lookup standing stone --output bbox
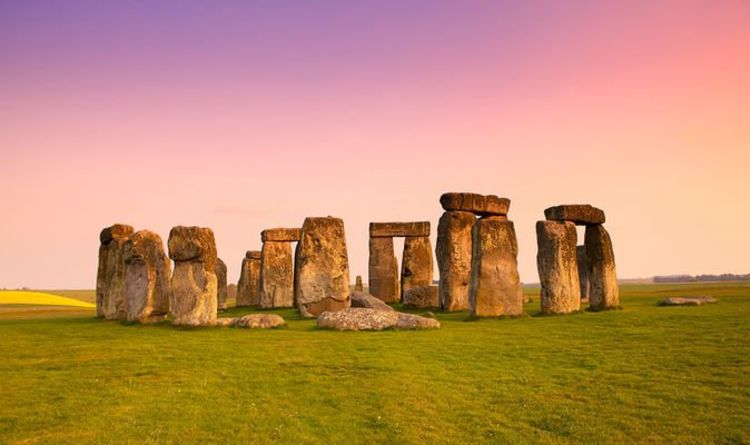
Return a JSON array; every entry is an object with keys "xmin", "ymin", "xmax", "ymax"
[
  {"xmin": 237, "ymin": 251, "xmax": 261, "ymax": 307},
  {"xmin": 122, "ymin": 230, "xmax": 171, "ymax": 323},
  {"xmin": 576, "ymin": 246, "xmax": 590, "ymax": 303},
  {"xmin": 168, "ymin": 226, "xmax": 218, "ymax": 326},
  {"xmin": 96, "ymin": 224, "xmax": 134, "ymax": 319},
  {"xmin": 536, "ymin": 221, "xmax": 581, "ymax": 314},
  {"xmin": 354, "ymin": 275, "xmax": 364, "ymax": 292},
  {"xmin": 401, "ymin": 236, "xmax": 433, "ymax": 296},
  {"xmin": 368, "ymin": 237, "xmax": 399, "ymax": 303},
  {"xmin": 294, "ymin": 217, "xmax": 351, "ymax": 318},
  {"xmin": 436, "ymin": 211, "xmax": 475, "ymax": 311},
  {"xmin": 259, "ymin": 241, "xmax": 294, "ymax": 308},
  {"xmin": 585, "ymin": 225, "xmax": 619, "ymax": 310},
  {"xmin": 469, "ymin": 217, "xmax": 524, "ymax": 317},
  {"xmin": 216, "ymin": 258, "xmax": 228, "ymax": 311}
]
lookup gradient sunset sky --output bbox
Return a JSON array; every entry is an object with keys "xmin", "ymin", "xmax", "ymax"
[{"xmin": 1, "ymin": 1, "xmax": 748, "ymax": 288}]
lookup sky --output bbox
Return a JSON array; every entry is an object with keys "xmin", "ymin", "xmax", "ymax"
[{"xmin": 1, "ymin": 0, "xmax": 749, "ymax": 288}]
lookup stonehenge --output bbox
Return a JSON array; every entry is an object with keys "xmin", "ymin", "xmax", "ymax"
[
  {"xmin": 122, "ymin": 230, "xmax": 171, "ymax": 323},
  {"xmin": 259, "ymin": 228, "xmax": 300, "ymax": 308},
  {"xmin": 168, "ymin": 226, "xmax": 218, "ymax": 326},
  {"xmin": 96, "ymin": 224, "xmax": 134, "ymax": 319},
  {"xmin": 368, "ymin": 221, "xmax": 433, "ymax": 304},
  {"xmin": 236, "ymin": 250, "xmax": 261, "ymax": 307},
  {"xmin": 536, "ymin": 205, "xmax": 619, "ymax": 313},
  {"xmin": 294, "ymin": 217, "xmax": 351, "ymax": 318},
  {"xmin": 216, "ymin": 258, "xmax": 228, "ymax": 311},
  {"xmin": 402, "ymin": 285, "xmax": 439, "ymax": 309},
  {"xmin": 436, "ymin": 210, "xmax": 475, "ymax": 311},
  {"xmin": 469, "ymin": 216, "xmax": 524, "ymax": 317}
]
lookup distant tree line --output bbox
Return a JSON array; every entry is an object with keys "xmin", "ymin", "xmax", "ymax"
[{"xmin": 653, "ymin": 274, "xmax": 750, "ymax": 283}]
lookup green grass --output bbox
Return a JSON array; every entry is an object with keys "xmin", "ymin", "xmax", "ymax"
[{"xmin": 1, "ymin": 283, "xmax": 748, "ymax": 444}]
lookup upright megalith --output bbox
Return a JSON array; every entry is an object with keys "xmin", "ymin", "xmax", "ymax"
[
  {"xmin": 122, "ymin": 230, "xmax": 171, "ymax": 323},
  {"xmin": 469, "ymin": 217, "xmax": 524, "ymax": 317},
  {"xmin": 97, "ymin": 224, "xmax": 134, "ymax": 319},
  {"xmin": 585, "ymin": 225, "xmax": 619, "ymax": 310},
  {"xmin": 259, "ymin": 240, "xmax": 294, "ymax": 308},
  {"xmin": 237, "ymin": 251, "xmax": 261, "ymax": 307},
  {"xmin": 216, "ymin": 258, "xmax": 228, "ymax": 311},
  {"xmin": 536, "ymin": 221, "xmax": 581, "ymax": 314},
  {"xmin": 368, "ymin": 237, "xmax": 399, "ymax": 303},
  {"xmin": 436, "ymin": 210, "xmax": 475, "ymax": 311},
  {"xmin": 401, "ymin": 236, "xmax": 433, "ymax": 295},
  {"xmin": 354, "ymin": 275, "xmax": 364, "ymax": 292},
  {"xmin": 294, "ymin": 217, "xmax": 351, "ymax": 318},
  {"xmin": 576, "ymin": 246, "xmax": 590, "ymax": 302},
  {"xmin": 168, "ymin": 226, "xmax": 218, "ymax": 326}
]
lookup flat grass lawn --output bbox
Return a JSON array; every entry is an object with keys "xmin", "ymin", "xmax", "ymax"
[{"xmin": 1, "ymin": 283, "xmax": 748, "ymax": 444}]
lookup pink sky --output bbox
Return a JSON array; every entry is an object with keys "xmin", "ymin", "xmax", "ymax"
[{"xmin": 1, "ymin": 1, "xmax": 749, "ymax": 288}]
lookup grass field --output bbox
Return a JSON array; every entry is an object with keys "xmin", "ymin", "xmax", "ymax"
[{"xmin": 1, "ymin": 283, "xmax": 748, "ymax": 444}]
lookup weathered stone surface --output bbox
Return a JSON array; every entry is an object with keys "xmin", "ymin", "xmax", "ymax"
[
  {"xmin": 167, "ymin": 226, "xmax": 217, "ymax": 266},
  {"xmin": 544, "ymin": 205, "xmax": 605, "ymax": 225},
  {"xmin": 368, "ymin": 237, "xmax": 400, "ymax": 303},
  {"xmin": 96, "ymin": 224, "xmax": 133, "ymax": 319},
  {"xmin": 402, "ymin": 285, "xmax": 439, "ymax": 309},
  {"xmin": 370, "ymin": 221, "xmax": 430, "ymax": 238},
  {"xmin": 584, "ymin": 225, "xmax": 619, "ymax": 310},
  {"xmin": 122, "ymin": 230, "xmax": 171, "ymax": 323},
  {"xmin": 168, "ymin": 226, "xmax": 218, "ymax": 326},
  {"xmin": 436, "ymin": 210, "xmax": 475, "ymax": 311},
  {"xmin": 658, "ymin": 296, "xmax": 717, "ymax": 306},
  {"xmin": 236, "ymin": 314, "xmax": 286, "ymax": 328},
  {"xmin": 216, "ymin": 258, "xmax": 228, "ymax": 310},
  {"xmin": 317, "ymin": 308, "xmax": 439, "ymax": 331},
  {"xmin": 469, "ymin": 217, "xmax": 524, "ymax": 317},
  {"xmin": 536, "ymin": 221, "xmax": 581, "ymax": 314},
  {"xmin": 99, "ymin": 224, "xmax": 134, "ymax": 245},
  {"xmin": 261, "ymin": 228, "xmax": 301, "ymax": 242},
  {"xmin": 401, "ymin": 236, "xmax": 433, "ymax": 295},
  {"xmin": 395, "ymin": 313, "xmax": 441, "ymax": 330},
  {"xmin": 236, "ymin": 254, "xmax": 261, "ymax": 307},
  {"xmin": 576, "ymin": 246, "xmax": 590, "ymax": 302},
  {"xmin": 440, "ymin": 193, "xmax": 510, "ymax": 216},
  {"xmin": 351, "ymin": 291, "xmax": 394, "ymax": 312},
  {"xmin": 354, "ymin": 275, "xmax": 364, "ymax": 292},
  {"xmin": 259, "ymin": 241, "xmax": 294, "ymax": 308},
  {"xmin": 294, "ymin": 217, "xmax": 351, "ymax": 317},
  {"xmin": 214, "ymin": 314, "xmax": 286, "ymax": 328},
  {"xmin": 97, "ymin": 237, "xmax": 128, "ymax": 320}
]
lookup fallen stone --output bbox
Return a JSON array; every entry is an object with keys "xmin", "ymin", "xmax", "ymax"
[
  {"xmin": 658, "ymin": 296, "xmax": 718, "ymax": 306},
  {"xmin": 469, "ymin": 217, "xmax": 524, "ymax": 317},
  {"xmin": 294, "ymin": 217, "xmax": 351, "ymax": 317},
  {"xmin": 402, "ymin": 285, "xmax": 440, "ymax": 309},
  {"xmin": 585, "ymin": 225, "xmax": 619, "ymax": 310},
  {"xmin": 439, "ymin": 192, "xmax": 510, "ymax": 216},
  {"xmin": 215, "ymin": 317, "xmax": 237, "ymax": 327},
  {"xmin": 259, "ymin": 241, "xmax": 294, "ymax": 308},
  {"xmin": 351, "ymin": 291, "xmax": 394, "ymax": 311},
  {"xmin": 369, "ymin": 221, "xmax": 430, "ymax": 238},
  {"xmin": 216, "ymin": 257, "xmax": 228, "ymax": 311},
  {"xmin": 236, "ymin": 313, "xmax": 286, "ymax": 328},
  {"xmin": 316, "ymin": 308, "xmax": 439, "ymax": 331},
  {"xmin": 122, "ymin": 230, "xmax": 171, "ymax": 323},
  {"xmin": 436, "ymin": 210, "xmax": 475, "ymax": 311},
  {"xmin": 544, "ymin": 205, "xmax": 605, "ymax": 225},
  {"xmin": 368, "ymin": 236, "xmax": 400, "ymax": 303},
  {"xmin": 261, "ymin": 227, "xmax": 302, "ymax": 242},
  {"xmin": 401, "ymin": 236, "xmax": 433, "ymax": 295},
  {"xmin": 536, "ymin": 220, "xmax": 581, "ymax": 314}
]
